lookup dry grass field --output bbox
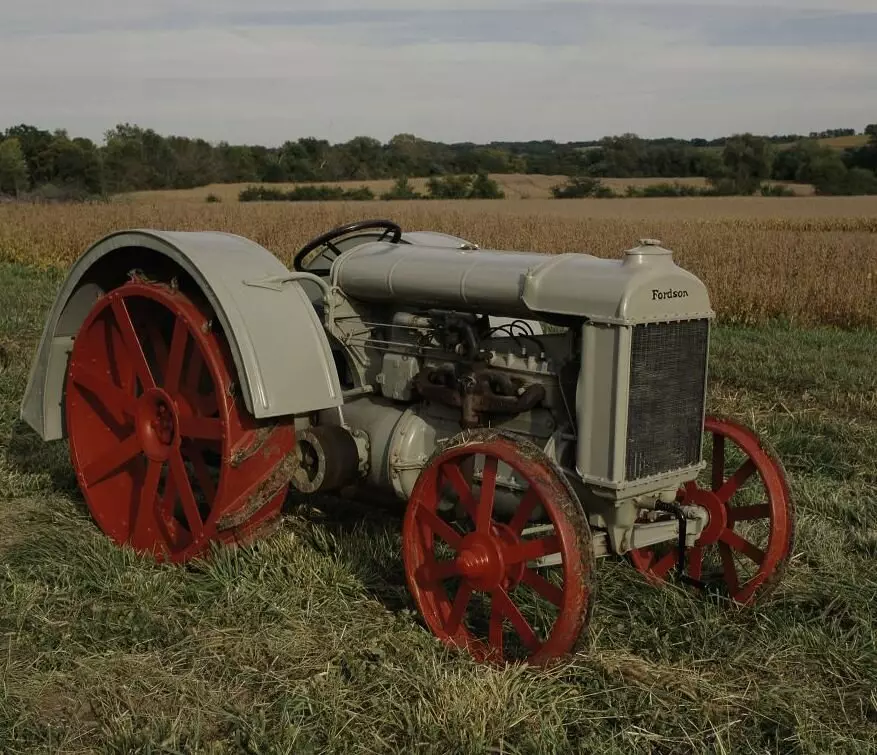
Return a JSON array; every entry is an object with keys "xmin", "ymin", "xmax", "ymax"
[
  {"xmin": 1, "ymin": 195, "xmax": 875, "ymax": 328},
  {"xmin": 1, "ymin": 192, "xmax": 876, "ymax": 752}
]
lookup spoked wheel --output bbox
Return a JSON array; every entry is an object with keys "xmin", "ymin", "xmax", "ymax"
[
  {"xmin": 65, "ymin": 280, "xmax": 296, "ymax": 562},
  {"xmin": 629, "ymin": 416, "xmax": 795, "ymax": 605},
  {"xmin": 402, "ymin": 429, "xmax": 595, "ymax": 666}
]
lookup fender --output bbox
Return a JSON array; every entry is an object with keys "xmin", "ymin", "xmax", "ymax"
[{"xmin": 20, "ymin": 229, "xmax": 343, "ymax": 441}]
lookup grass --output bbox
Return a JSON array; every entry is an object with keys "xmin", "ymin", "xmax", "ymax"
[{"xmin": 1, "ymin": 245, "xmax": 876, "ymax": 753}]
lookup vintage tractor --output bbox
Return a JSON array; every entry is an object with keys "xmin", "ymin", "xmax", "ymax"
[{"xmin": 20, "ymin": 219, "xmax": 795, "ymax": 665}]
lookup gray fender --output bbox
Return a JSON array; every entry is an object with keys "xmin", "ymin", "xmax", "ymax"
[{"xmin": 20, "ymin": 229, "xmax": 343, "ymax": 441}]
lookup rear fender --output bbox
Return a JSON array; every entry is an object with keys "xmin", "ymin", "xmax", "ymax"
[{"xmin": 20, "ymin": 229, "xmax": 343, "ymax": 441}]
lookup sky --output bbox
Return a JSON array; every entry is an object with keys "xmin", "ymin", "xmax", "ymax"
[{"xmin": 1, "ymin": 0, "xmax": 875, "ymax": 146}]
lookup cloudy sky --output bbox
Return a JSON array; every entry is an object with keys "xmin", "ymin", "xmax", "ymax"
[{"xmin": 1, "ymin": 0, "xmax": 875, "ymax": 146}]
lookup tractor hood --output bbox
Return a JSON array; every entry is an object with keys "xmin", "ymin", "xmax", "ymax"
[{"xmin": 331, "ymin": 238, "xmax": 713, "ymax": 325}]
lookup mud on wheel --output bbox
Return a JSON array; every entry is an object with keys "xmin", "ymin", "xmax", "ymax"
[
  {"xmin": 629, "ymin": 415, "xmax": 795, "ymax": 605},
  {"xmin": 64, "ymin": 279, "xmax": 296, "ymax": 562},
  {"xmin": 402, "ymin": 428, "xmax": 595, "ymax": 666}
]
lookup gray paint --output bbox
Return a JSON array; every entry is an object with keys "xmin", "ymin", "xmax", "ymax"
[
  {"xmin": 21, "ymin": 229, "xmax": 343, "ymax": 441},
  {"xmin": 332, "ymin": 239, "xmax": 714, "ymax": 325}
]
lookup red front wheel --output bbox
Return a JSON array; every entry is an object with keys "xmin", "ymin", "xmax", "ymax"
[
  {"xmin": 402, "ymin": 429, "xmax": 595, "ymax": 666},
  {"xmin": 629, "ymin": 416, "xmax": 795, "ymax": 605}
]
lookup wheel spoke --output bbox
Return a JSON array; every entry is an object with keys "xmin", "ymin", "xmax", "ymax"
[
  {"xmin": 521, "ymin": 568, "xmax": 564, "ymax": 607},
  {"xmin": 728, "ymin": 503, "xmax": 771, "ymax": 523},
  {"xmin": 415, "ymin": 558, "xmax": 462, "ymax": 586},
  {"xmin": 719, "ymin": 528, "xmax": 765, "ymax": 565},
  {"xmin": 492, "ymin": 588, "xmax": 540, "ymax": 652},
  {"xmin": 416, "ymin": 507, "xmax": 463, "ymax": 550},
  {"xmin": 81, "ymin": 433, "xmax": 142, "ymax": 487},
  {"xmin": 718, "ymin": 542, "xmax": 740, "ymax": 594},
  {"xmin": 168, "ymin": 449, "xmax": 204, "ymax": 538},
  {"xmin": 69, "ymin": 362, "xmax": 137, "ymax": 421},
  {"xmin": 440, "ymin": 461, "xmax": 478, "ymax": 518},
  {"xmin": 711, "ymin": 432, "xmax": 725, "ymax": 491},
  {"xmin": 476, "ymin": 456, "xmax": 498, "ymax": 533},
  {"xmin": 508, "ymin": 488, "xmax": 540, "ymax": 534},
  {"xmin": 505, "ymin": 535, "xmax": 561, "ymax": 566},
  {"xmin": 111, "ymin": 297, "xmax": 156, "ymax": 391},
  {"xmin": 163, "ymin": 317, "xmax": 189, "ymax": 394},
  {"xmin": 446, "ymin": 583, "xmax": 473, "ymax": 634},
  {"xmin": 131, "ymin": 459, "xmax": 162, "ymax": 546},
  {"xmin": 715, "ymin": 459, "xmax": 756, "ymax": 504},
  {"xmin": 178, "ymin": 415, "xmax": 223, "ymax": 441}
]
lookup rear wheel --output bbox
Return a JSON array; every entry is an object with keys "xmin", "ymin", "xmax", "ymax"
[{"xmin": 65, "ymin": 279, "xmax": 296, "ymax": 562}]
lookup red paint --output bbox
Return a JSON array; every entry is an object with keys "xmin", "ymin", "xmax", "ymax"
[
  {"xmin": 402, "ymin": 431, "xmax": 593, "ymax": 666},
  {"xmin": 630, "ymin": 416, "xmax": 794, "ymax": 605},
  {"xmin": 65, "ymin": 281, "xmax": 294, "ymax": 563}
]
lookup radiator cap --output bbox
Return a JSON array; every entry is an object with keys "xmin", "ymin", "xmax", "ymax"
[{"xmin": 624, "ymin": 239, "xmax": 674, "ymax": 265}]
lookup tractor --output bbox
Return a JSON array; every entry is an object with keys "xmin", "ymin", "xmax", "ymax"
[{"xmin": 20, "ymin": 219, "xmax": 795, "ymax": 666}]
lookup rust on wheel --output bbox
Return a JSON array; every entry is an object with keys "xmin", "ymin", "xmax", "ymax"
[
  {"xmin": 65, "ymin": 280, "xmax": 295, "ymax": 562},
  {"xmin": 402, "ymin": 429, "xmax": 594, "ymax": 666},
  {"xmin": 629, "ymin": 416, "xmax": 794, "ymax": 605}
]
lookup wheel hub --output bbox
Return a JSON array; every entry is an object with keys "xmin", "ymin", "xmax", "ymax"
[
  {"xmin": 136, "ymin": 388, "xmax": 179, "ymax": 461},
  {"xmin": 456, "ymin": 533, "xmax": 505, "ymax": 590},
  {"xmin": 688, "ymin": 487, "xmax": 728, "ymax": 546},
  {"xmin": 455, "ymin": 523, "xmax": 525, "ymax": 591}
]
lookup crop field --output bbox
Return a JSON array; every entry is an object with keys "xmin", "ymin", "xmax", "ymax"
[{"xmin": 1, "ymin": 195, "xmax": 876, "ymax": 753}]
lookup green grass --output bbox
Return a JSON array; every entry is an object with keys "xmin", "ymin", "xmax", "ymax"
[{"xmin": 1, "ymin": 263, "xmax": 875, "ymax": 754}]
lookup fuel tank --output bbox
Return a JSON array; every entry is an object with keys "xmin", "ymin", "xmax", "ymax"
[{"xmin": 330, "ymin": 239, "xmax": 713, "ymax": 325}]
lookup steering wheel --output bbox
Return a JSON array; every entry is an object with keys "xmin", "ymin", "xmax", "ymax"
[{"xmin": 292, "ymin": 219, "xmax": 403, "ymax": 273}]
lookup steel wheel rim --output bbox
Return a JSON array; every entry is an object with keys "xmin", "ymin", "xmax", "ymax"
[
  {"xmin": 402, "ymin": 431, "xmax": 593, "ymax": 666},
  {"xmin": 630, "ymin": 416, "xmax": 794, "ymax": 605},
  {"xmin": 65, "ymin": 281, "xmax": 293, "ymax": 562}
]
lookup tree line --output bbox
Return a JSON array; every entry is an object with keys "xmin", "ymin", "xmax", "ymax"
[{"xmin": 0, "ymin": 122, "xmax": 875, "ymax": 200}]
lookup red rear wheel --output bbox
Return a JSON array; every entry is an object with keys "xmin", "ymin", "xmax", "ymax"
[
  {"xmin": 629, "ymin": 416, "xmax": 795, "ymax": 605},
  {"xmin": 65, "ymin": 280, "xmax": 295, "ymax": 562},
  {"xmin": 402, "ymin": 429, "xmax": 594, "ymax": 666}
]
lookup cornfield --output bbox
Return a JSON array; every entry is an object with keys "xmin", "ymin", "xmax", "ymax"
[{"xmin": 1, "ymin": 197, "xmax": 875, "ymax": 328}]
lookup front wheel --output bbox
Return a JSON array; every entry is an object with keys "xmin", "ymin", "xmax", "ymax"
[
  {"xmin": 629, "ymin": 416, "xmax": 795, "ymax": 605},
  {"xmin": 402, "ymin": 429, "xmax": 595, "ymax": 666}
]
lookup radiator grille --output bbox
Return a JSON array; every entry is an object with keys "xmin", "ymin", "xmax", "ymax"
[{"xmin": 625, "ymin": 319, "xmax": 709, "ymax": 480}]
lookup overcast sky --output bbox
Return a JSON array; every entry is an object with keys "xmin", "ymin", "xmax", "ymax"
[{"xmin": 1, "ymin": 0, "xmax": 875, "ymax": 146}]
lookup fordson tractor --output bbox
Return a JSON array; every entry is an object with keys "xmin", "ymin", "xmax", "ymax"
[{"xmin": 20, "ymin": 219, "xmax": 794, "ymax": 666}]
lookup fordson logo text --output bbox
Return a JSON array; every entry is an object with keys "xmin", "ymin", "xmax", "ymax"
[{"xmin": 652, "ymin": 288, "xmax": 689, "ymax": 301}]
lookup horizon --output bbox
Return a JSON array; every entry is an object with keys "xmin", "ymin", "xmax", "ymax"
[{"xmin": 2, "ymin": 1, "xmax": 875, "ymax": 147}]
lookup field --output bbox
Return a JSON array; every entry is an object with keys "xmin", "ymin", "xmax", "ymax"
[
  {"xmin": 124, "ymin": 174, "xmax": 815, "ymax": 203},
  {"xmin": 1, "ymin": 194, "xmax": 876, "ymax": 753}
]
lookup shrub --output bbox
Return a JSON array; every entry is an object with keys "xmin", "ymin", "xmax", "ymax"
[
  {"xmin": 760, "ymin": 184, "xmax": 796, "ymax": 197},
  {"xmin": 239, "ymin": 184, "xmax": 375, "ymax": 202},
  {"xmin": 381, "ymin": 177, "xmax": 422, "ymax": 200},
  {"xmin": 205, "ymin": 193, "xmax": 221, "ymax": 203},
  {"xmin": 469, "ymin": 172, "xmax": 505, "ymax": 199},
  {"xmin": 550, "ymin": 176, "xmax": 608, "ymax": 198},
  {"xmin": 625, "ymin": 182, "xmax": 703, "ymax": 198},
  {"xmin": 426, "ymin": 175, "xmax": 473, "ymax": 199}
]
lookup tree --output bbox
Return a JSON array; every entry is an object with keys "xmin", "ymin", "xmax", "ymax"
[
  {"xmin": 468, "ymin": 172, "xmax": 505, "ymax": 199},
  {"xmin": 0, "ymin": 137, "xmax": 30, "ymax": 196},
  {"xmin": 711, "ymin": 134, "xmax": 773, "ymax": 194}
]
